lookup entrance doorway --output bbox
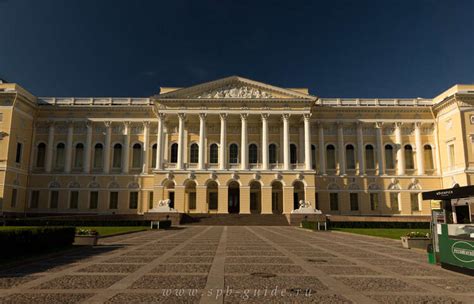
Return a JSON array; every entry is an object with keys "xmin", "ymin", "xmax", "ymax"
[
  {"xmin": 165, "ymin": 181, "xmax": 175, "ymax": 209},
  {"xmin": 249, "ymin": 181, "xmax": 261, "ymax": 214},
  {"xmin": 271, "ymin": 181, "xmax": 283, "ymax": 214},
  {"xmin": 293, "ymin": 181, "xmax": 305, "ymax": 210},
  {"xmin": 228, "ymin": 181, "xmax": 240, "ymax": 213}
]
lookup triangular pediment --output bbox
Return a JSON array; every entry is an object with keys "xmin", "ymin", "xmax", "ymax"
[{"xmin": 156, "ymin": 76, "xmax": 315, "ymax": 100}]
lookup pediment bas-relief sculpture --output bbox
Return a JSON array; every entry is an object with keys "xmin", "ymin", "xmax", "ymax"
[{"xmin": 196, "ymin": 85, "xmax": 273, "ymax": 99}]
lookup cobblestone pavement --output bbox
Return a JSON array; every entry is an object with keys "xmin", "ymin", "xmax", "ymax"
[{"xmin": 0, "ymin": 226, "xmax": 473, "ymax": 303}]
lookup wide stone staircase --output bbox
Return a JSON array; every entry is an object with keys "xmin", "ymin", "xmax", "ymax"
[{"xmin": 180, "ymin": 213, "xmax": 290, "ymax": 226}]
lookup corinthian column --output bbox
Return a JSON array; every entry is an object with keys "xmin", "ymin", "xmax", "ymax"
[
  {"xmin": 356, "ymin": 122, "xmax": 364, "ymax": 175},
  {"xmin": 142, "ymin": 121, "xmax": 150, "ymax": 174},
  {"xmin": 122, "ymin": 122, "xmax": 130, "ymax": 173},
  {"xmin": 219, "ymin": 113, "xmax": 227, "ymax": 170},
  {"xmin": 414, "ymin": 122, "xmax": 424, "ymax": 175},
  {"xmin": 395, "ymin": 122, "xmax": 405, "ymax": 175},
  {"xmin": 240, "ymin": 113, "xmax": 248, "ymax": 170},
  {"xmin": 304, "ymin": 114, "xmax": 312, "ymax": 170},
  {"xmin": 198, "ymin": 113, "xmax": 207, "ymax": 170},
  {"xmin": 337, "ymin": 122, "xmax": 345, "ymax": 175},
  {"xmin": 103, "ymin": 121, "xmax": 112, "ymax": 174},
  {"xmin": 317, "ymin": 122, "xmax": 325, "ymax": 175},
  {"xmin": 177, "ymin": 113, "xmax": 185, "ymax": 170},
  {"xmin": 282, "ymin": 114, "xmax": 290, "ymax": 170},
  {"xmin": 261, "ymin": 113, "xmax": 269, "ymax": 170},
  {"xmin": 84, "ymin": 122, "xmax": 92, "ymax": 173},
  {"xmin": 155, "ymin": 113, "xmax": 165, "ymax": 170},
  {"xmin": 64, "ymin": 121, "xmax": 74, "ymax": 173},
  {"xmin": 375, "ymin": 122, "xmax": 384, "ymax": 175},
  {"xmin": 45, "ymin": 121, "xmax": 55, "ymax": 173}
]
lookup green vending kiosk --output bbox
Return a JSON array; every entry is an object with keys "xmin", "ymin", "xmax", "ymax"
[{"xmin": 422, "ymin": 185, "xmax": 474, "ymax": 276}]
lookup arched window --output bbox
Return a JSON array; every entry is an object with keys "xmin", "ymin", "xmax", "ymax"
[
  {"xmin": 36, "ymin": 143, "xmax": 46, "ymax": 168},
  {"xmin": 55, "ymin": 143, "xmax": 65, "ymax": 169},
  {"xmin": 113, "ymin": 143, "xmax": 122, "ymax": 168},
  {"xmin": 405, "ymin": 145, "xmax": 414, "ymax": 170},
  {"xmin": 365, "ymin": 144, "xmax": 375, "ymax": 170},
  {"xmin": 229, "ymin": 143, "xmax": 238, "ymax": 164},
  {"xmin": 74, "ymin": 143, "xmax": 84, "ymax": 168},
  {"xmin": 170, "ymin": 143, "xmax": 178, "ymax": 163},
  {"xmin": 249, "ymin": 144, "xmax": 258, "ymax": 163},
  {"xmin": 346, "ymin": 144, "xmax": 355, "ymax": 170},
  {"xmin": 326, "ymin": 144, "xmax": 336, "ymax": 169},
  {"xmin": 209, "ymin": 144, "xmax": 218, "ymax": 164},
  {"xmin": 424, "ymin": 145, "xmax": 434, "ymax": 170},
  {"xmin": 93, "ymin": 143, "xmax": 103, "ymax": 169},
  {"xmin": 151, "ymin": 144, "xmax": 157, "ymax": 168},
  {"xmin": 190, "ymin": 143, "xmax": 199, "ymax": 163},
  {"xmin": 385, "ymin": 145, "xmax": 395, "ymax": 169},
  {"xmin": 311, "ymin": 145, "xmax": 317, "ymax": 169},
  {"xmin": 290, "ymin": 144, "xmax": 297, "ymax": 164},
  {"xmin": 269, "ymin": 144, "xmax": 277, "ymax": 164},
  {"xmin": 132, "ymin": 143, "xmax": 142, "ymax": 168}
]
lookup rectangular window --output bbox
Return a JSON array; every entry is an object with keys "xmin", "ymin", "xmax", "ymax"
[
  {"xmin": 129, "ymin": 191, "xmax": 138, "ymax": 209},
  {"xmin": 70, "ymin": 191, "xmax": 79, "ymax": 209},
  {"xmin": 370, "ymin": 193, "xmax": 379, "ymax": 211},
  {"xmin": 89, "ymin": 191, "xmax": 98, "ymax": 209},
  {"xmin": 109, "ymin": 192, "xmax": 118, "ymax": 209},
  {"xmin": 330, "ymin": 193, "xmax": 339, "ymax": 211},
  {"xmin": 50, "ymin": 191, "xmax": 59, "ymax": 209},
  {"xmin": 390, "ymin": 193, "xmax": 399, "ymax": 211},
  {"xmin": 11, "ymin": 189, "xmax": 17, "ymax": 208},
  {"xmin": 349, "ymin": 193, "xmax": 358, "ymax": 211},
  {"xmin": 315, "ymin": 192, "xmax": 319, "ymax": 210},
  {"xmin": 15, "ymin": 142, "xmax": 22, "ymax": 163},
  {"xmin": 30, "ymin": 190, "xmax": 40, "ymax": 208},
  {"xmin": 148, "ymin": 191, "xmax": 154, "ymax": 209},
  {"xmin": 411, "ymin": 193, "xmax": 420, "ymax": 211},
  {"xmin": 448, "ymin": 144, "xmax": 455, "ymax": 169},
  {"xmin": 188, "ymin": 192, "xmax": 196, "ymax": 210}
]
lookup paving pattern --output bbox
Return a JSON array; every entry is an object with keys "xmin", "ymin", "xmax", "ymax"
[{"xmin": 0, "ymin": 226, "xmax": 473, "ymax": 303}]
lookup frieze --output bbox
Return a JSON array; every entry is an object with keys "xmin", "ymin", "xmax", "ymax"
[{"xmin": 196, "ymin": 85, "xmax": 273, "ymax": 99}]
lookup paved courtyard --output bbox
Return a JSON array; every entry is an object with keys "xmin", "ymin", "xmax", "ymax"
[{"xmin": 0, "ymin": 226, "xmax": 473, "ymax": 303}]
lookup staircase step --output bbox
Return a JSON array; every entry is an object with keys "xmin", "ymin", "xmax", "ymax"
[{"xmin": 180, "ymin": 214, "xmax": 289, "ymax": 226}]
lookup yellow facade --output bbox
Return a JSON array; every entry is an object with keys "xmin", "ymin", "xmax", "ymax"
[{"xmin": 0, "ymin": 76, "xmax": 473, "ymax": 218}]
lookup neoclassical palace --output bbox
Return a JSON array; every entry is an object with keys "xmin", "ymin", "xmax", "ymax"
[{"xmin": 0, "ymin": 76, "xmax": 473, "ymax": 217}]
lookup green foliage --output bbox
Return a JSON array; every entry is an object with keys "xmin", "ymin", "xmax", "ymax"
[
  {"xmin": 0, "ymin": 227, "xmax": 75, "ymax": 258},
  {"xmin": 301, "ymin": 220, "xmax": 317, "ymax": 230},
  {"xmin": 76, "ymin": 228, "xmax": 98, "ymax": 236},
  {"xmin": 328, "ymin": 221, "xmax": 430, "ymax": 229},
  {"xmin": 5, "ymin": 219, "xmax": 150, "ymax": 227},
  {"xmin": 77, "ymin": 226, "xmax": 147, "ymax": 236},
  {"xmin": 405, "ymin": 231, "xmax": 430, "ymax": 238},
  {"xmin": 332, "ymin": 228, "xmax": 431, "ymax": 240}
]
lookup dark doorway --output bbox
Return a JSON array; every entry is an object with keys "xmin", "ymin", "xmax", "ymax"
[
  {"xmin": 455, "ymin": 205, "xmax": 470, "ymax": 223},
  {"xmin": 168, "ymin": 192, "xmax": 175, "ymax": 209},
  {"xmin": 228, "ymin": 181, "xmax": 240, "ymax": 213}
]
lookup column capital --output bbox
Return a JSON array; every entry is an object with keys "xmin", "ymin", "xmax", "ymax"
[
  {"xmin": 143, "ymin": 121, "xmax": 150, "ymax": 128},
  {"xmin": 66, "ymin": 120, "xmax": 74, "ymax": 127},
  {"xmin": 104, "ymin": 121, "xmax": 112, "ymax": 128},
  {"xmin": 303, "ymin": 113, "xmax": 312, "ymax": 120},
  {"xmin": 356, "ymin": 121, "xmax": 364, "ymax": 128},
  {"xmin": 199, "ymin": 113, "xmax": 207, "ymax": 120},
  {"xmin": 282, "ymin": 113, "xmax": 291, "ymax": 120},
  {"xmin": 261, "ymin": 113, "xmax": 270, "ymax": 120},
  {"xmin": 177, "ymin": 113, "xmax": 186, "ymax": 120},
  {"xmin": 158, "ymin": 112, "xmax": 166, "ymax": 120},
  {"xmin": 374, "ymin": 122, "xmax": 384, "ymax": 129},
  {"xmin": 414, "ymin": 121, "xmax": 422, "ymax": 128},
  {"xmin": 394, "ymin": 122, "xmax": 403, "ymax": 128},
  {"xmin": 219, "ymin": 113, "xmax": 228, "ymax": 121},
  {"xmin": 336, "ymin": 121, "xmax": 344, "ymax": 128},
  {"xmin": 85, "ymin": 121, "xmax": 93, "ymax": 128},
  {"xmin": 240, "ymin": 113, "xmax": 249, "ymax": 120}
]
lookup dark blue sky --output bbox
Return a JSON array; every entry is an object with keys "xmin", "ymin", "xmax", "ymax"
[{"xmin": 1, "ymin": 0, "xmax": 473, "ymax": 98}]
